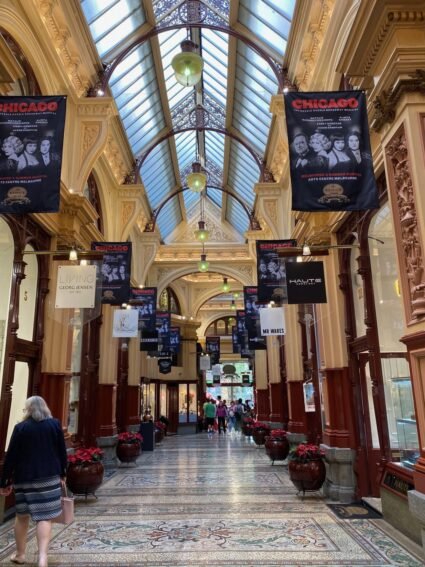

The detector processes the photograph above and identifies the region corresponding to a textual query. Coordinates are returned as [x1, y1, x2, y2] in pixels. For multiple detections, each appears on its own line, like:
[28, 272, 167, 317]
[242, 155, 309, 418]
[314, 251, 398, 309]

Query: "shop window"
[178, 383, 197, 423]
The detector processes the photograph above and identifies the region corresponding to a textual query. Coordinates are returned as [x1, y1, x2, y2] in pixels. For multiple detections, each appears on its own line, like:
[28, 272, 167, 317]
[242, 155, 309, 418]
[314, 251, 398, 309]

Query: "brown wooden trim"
[400, 330, 425, 350]
[322, 367, 356, 448]
[287, 381, 307, 434]
[256, 388, 269, 422]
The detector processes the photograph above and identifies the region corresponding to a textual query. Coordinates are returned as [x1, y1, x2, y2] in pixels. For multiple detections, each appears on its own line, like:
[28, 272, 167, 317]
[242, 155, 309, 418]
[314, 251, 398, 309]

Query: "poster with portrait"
[0, 96, 66, 213]
[92, 242, 131, 305]
[130, 287, 157, 331]
[284, 91, 379, 212]
[243, 287, 266, 350]
[256, 240, 296, 304]
[236, 310, 253, 358]
[206, 336, 220, 365]
[155, 311, 171, 355]
[303, 382, 316, 412]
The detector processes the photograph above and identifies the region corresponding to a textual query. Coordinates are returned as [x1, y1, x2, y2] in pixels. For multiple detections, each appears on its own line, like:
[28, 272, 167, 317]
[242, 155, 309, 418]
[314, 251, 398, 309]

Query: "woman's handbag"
[53, 485, 74, 524]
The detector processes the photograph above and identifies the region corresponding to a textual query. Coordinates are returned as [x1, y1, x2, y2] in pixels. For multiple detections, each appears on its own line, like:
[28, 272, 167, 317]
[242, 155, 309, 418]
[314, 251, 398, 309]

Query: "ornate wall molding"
[385, 125, 425, 323]
[372, 69, 425, 132]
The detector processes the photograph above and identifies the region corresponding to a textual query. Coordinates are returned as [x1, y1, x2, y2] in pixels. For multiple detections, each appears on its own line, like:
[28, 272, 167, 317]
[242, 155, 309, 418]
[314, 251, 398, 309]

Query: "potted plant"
[265, 429, 289, 463]
[288, 443, 326, 494]
[116, 431, 143, 463]
[241, 416, 254, 436]
[154, 421, 166, 444]
[67, 447, 104, 496]
[251, 421, 271, 446]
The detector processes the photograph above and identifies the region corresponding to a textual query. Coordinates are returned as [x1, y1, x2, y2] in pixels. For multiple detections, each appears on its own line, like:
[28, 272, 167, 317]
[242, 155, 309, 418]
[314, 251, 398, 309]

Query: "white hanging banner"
[200, 355, 211, 370]
[259, 307, 286, 336]
[55, 265, 96, 309]
[112, 309, 139, 337]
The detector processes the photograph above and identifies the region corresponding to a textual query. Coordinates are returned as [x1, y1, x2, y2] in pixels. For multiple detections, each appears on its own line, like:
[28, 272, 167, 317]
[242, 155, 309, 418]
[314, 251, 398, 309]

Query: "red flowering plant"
[154, 421, 166, 431]
[252, 420, 271, 431]
[68, 447, 104, 465]
[242, 416, 254, 424]
[117, 432, 143, 445]
[270, 429, 287, 438]
[289, 443, 325, 463]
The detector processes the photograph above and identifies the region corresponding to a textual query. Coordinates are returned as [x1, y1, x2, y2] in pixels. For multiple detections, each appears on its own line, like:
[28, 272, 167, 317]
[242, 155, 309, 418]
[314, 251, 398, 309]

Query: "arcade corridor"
[0, 434, 422, 566]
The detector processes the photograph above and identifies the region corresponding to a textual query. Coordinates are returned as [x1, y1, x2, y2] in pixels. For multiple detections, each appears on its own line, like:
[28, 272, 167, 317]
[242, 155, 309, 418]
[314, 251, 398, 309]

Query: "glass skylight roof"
[80, 0, 294, 241]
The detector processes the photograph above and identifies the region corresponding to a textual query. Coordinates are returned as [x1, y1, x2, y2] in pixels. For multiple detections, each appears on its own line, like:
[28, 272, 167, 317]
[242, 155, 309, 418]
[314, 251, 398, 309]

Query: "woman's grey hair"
[22, 396, 52, 422]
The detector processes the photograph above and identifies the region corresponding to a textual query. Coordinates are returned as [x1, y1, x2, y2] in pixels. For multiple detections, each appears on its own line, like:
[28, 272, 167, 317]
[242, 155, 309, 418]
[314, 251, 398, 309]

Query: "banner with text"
[92, 242, 131, 305]
[257, 240, 296, 304]
[0, 96, 66, 214]
[130, 287, 157, 331]
[55, 265, 96, 309]
[236, 310, 253, 358]
[169, 327, 181, 356]
[284, 91, 379, 212]
[206, 336, 220, 365]
[286, 261, 327, 304]
[243, 286, 266, 350]
[260, 307, 286, 336]
[232, 326, 241, 354]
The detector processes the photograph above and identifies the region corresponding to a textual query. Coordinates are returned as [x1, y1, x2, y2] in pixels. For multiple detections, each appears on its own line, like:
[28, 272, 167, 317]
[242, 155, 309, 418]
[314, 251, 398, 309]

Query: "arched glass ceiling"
[80, 0, 295, 240]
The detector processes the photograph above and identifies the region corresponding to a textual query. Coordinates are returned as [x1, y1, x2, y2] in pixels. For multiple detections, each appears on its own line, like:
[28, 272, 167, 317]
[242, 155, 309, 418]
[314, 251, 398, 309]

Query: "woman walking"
[0, 396, 68, 567]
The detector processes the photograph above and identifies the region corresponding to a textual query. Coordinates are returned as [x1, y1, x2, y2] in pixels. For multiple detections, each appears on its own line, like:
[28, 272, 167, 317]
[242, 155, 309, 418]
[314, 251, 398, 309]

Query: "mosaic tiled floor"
[0, 432, 423, 566]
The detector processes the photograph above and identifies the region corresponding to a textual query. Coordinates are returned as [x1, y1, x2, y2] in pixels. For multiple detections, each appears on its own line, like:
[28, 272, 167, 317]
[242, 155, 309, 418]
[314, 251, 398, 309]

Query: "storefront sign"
[286, 261, 327, 304]
[206, 336, 220, 365]
[259, 307, 286, 336]
[55, 264, 96, 308]
[284, 91, 379, 212]
[112, 309, 138, 337]
[0, 96, 66, 214]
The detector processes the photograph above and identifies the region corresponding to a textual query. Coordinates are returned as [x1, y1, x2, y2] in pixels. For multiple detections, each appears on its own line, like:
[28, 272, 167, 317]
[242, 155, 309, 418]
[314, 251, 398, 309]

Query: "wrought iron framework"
[144, 185, 261, 233]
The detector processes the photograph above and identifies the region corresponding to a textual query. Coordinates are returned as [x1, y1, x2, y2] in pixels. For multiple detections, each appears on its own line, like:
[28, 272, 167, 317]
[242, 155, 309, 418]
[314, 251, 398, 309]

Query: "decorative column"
[267, 336, 286, 427]
[126, 332, 142, 430]
[255, 350, 269, 421]
[285, 304, 307, 443]
[96, 305, 118, 466]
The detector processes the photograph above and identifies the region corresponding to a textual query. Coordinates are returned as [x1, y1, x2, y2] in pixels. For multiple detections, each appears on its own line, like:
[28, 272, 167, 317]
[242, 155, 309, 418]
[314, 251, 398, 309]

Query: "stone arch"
[192, 287, 244, 317]
[161, 281, 188, 316]
[197, 311, 237, 338]
[157, 264, 254, 297]
[0, 6, 57, 94]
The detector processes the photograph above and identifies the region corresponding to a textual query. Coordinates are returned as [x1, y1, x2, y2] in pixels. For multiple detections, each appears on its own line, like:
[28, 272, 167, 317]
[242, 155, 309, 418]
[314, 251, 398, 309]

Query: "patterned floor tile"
[0, 433, 423, 566]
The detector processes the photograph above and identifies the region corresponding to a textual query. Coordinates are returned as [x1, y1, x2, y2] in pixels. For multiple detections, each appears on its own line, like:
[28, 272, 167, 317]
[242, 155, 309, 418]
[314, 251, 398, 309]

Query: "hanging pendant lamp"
[194, 220, 210, 242]
[221, 277, 230, 292]
[187, 162, 207, 192]
[198, 252, 209, 272]
[231, 299, 236, 310]
[171, 40, 204, 87]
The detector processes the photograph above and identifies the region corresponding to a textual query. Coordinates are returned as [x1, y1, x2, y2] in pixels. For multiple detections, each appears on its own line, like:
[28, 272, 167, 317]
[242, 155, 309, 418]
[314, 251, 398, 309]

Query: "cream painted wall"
[0, 219, 13, 393]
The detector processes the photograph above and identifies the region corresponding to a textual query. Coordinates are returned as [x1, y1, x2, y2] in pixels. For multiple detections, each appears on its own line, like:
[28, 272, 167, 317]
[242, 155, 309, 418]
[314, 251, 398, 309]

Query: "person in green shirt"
[203, 399, 216, 433]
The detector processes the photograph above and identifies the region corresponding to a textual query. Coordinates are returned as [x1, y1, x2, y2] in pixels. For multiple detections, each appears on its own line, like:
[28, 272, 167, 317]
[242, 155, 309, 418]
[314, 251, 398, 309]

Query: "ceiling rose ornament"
[189, 104, 210, 127]
[178, 0, 207, 24]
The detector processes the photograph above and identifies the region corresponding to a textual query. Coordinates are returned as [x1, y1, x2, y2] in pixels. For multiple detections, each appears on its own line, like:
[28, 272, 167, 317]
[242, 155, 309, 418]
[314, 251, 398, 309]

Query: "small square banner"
[112, 309, 138, 337]
[55, 265, 96, 309]
[286, 261, 327, 304]
[259, 307, 286, 336]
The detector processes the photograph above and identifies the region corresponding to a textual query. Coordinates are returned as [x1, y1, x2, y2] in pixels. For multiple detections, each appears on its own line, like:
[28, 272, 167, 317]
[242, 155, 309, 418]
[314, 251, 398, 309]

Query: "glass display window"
[178, 383, 198, 423]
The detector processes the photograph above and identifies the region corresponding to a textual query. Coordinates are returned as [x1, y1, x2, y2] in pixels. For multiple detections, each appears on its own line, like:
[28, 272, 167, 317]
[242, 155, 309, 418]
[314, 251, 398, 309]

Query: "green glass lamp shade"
[231, 300, 236, 310]
[187, 168, 207, 192]
[222, 278, 230, 292]
[194, 220, 210, 242]
[171, 41, 203, 87]
[198, 253, 209, 272]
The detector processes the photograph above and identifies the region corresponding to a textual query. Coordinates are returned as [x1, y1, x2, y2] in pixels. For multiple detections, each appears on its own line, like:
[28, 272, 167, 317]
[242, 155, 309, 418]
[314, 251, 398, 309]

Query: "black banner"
[0, 96, 66, 213]
[257, 240, 296, 304]
[232, 326, 241, 354]
[169, 327, 181, 355]
[158, 359, 172, 374]
[206, 336, 220, 365]
[140, 329, 158, 351]
[92, 242, 132, 304]
[130, 287, 157, 331]
[244, 287, 266, 350]
[155, 311, 171, 354]
[236, 310, 252, 358]
[284, 91, 379, 212]
[286, 261, 327, 304]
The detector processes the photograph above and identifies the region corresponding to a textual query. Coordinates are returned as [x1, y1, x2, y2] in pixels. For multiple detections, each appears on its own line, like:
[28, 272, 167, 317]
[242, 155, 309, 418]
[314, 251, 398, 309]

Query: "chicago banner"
[243, 286, 266, 350]
[0, 96, 66, 213]
[284, 91, 379, 212]
[92, 242, 132, 304]
[257, 240, 296, 304]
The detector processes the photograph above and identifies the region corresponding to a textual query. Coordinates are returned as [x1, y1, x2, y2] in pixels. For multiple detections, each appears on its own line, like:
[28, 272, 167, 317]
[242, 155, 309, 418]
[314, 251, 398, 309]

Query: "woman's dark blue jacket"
[0, 417, 67, 487]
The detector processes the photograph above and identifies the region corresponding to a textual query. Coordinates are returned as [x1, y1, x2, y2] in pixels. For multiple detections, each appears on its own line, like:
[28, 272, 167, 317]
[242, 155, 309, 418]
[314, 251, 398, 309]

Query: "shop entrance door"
[357, 354, 382, 497]
[167, 384, 179, 434]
